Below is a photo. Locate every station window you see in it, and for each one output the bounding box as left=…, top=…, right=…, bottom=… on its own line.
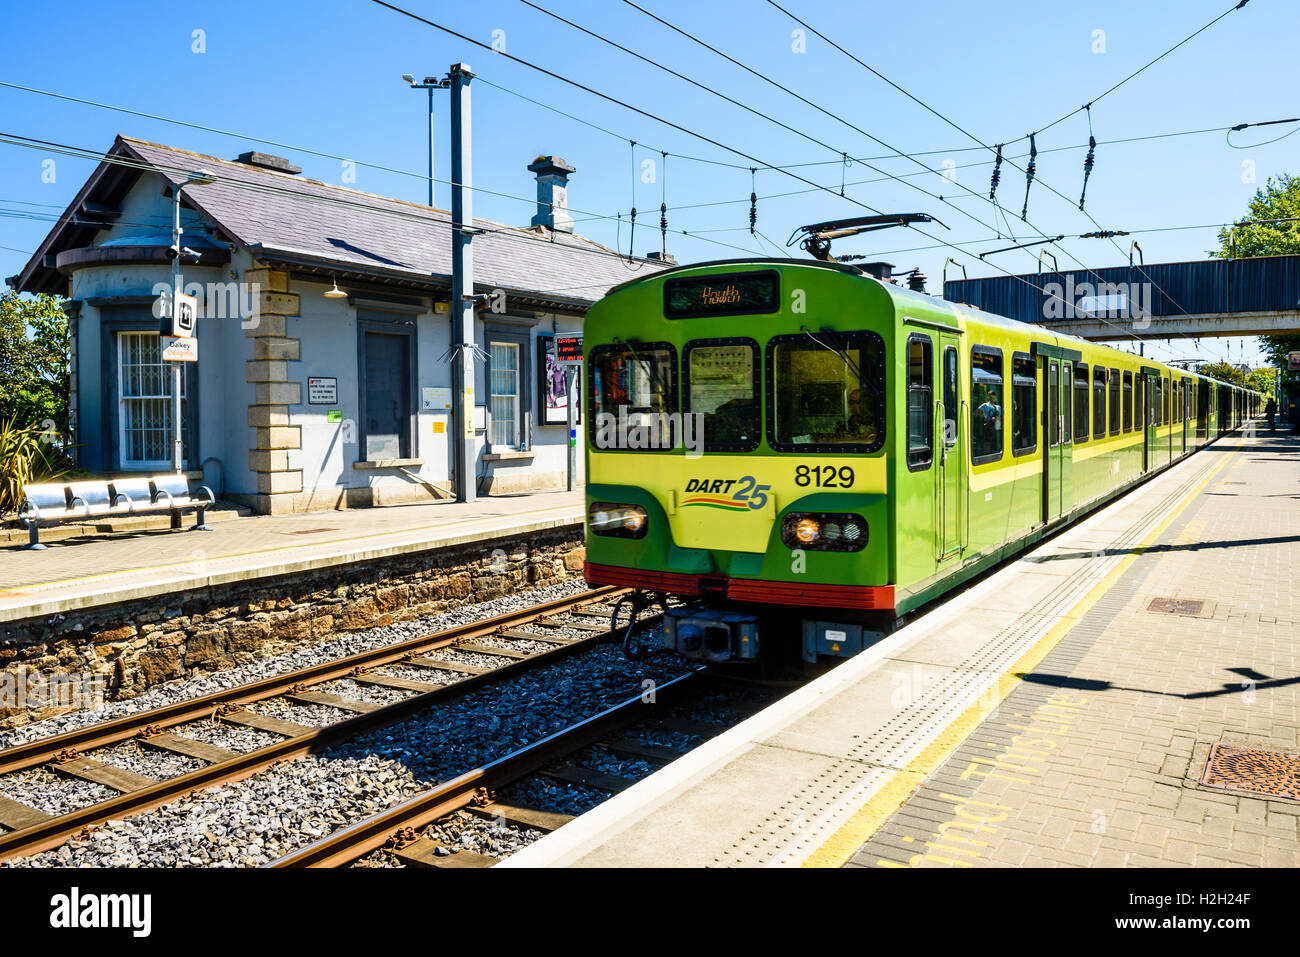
left=683, top=337, right=760, bottom=452
left=587, top=341, right=677, bottom=451
left=1073, top=362, right=1090, bottom=443
left=1093, top=367, right=1106, bottom=440
left=906, top=335, right=933, bottom=470
left=1011, top=352, right=1036, bottom=456
left=1109, top=368, right=1121, bottom=436
left=1122, top=370, right=1133, bottom=432
left=970, top=346, right=1004, bottom=464
left=767, top=331, right=885, bottom=454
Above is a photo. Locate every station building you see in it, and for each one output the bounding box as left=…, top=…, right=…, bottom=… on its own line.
left=8, top=136, right=670, bottom=514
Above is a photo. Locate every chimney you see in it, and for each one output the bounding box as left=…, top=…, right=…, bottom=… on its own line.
left=528, top=155, right=576, bottom=234
left=234, top=151, right=302, bottom=175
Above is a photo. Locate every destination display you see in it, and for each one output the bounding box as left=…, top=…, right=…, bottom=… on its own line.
left=663, top=270, right=779, bottom=318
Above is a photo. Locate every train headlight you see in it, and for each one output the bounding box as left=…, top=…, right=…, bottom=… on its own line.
left=794, top=518, right=821, bottom=544
left=589, top=502, right=649, bottom=539
left=782, top=512, right=868, bottom=551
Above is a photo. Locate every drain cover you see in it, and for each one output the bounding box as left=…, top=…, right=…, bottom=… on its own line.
left=1148, top=597, right=1205, bottom=616
left=1202, top=743, right=1300, bottom=801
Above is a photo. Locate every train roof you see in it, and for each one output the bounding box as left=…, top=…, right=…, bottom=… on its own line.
left=597, top=257, right=1254, bottom=392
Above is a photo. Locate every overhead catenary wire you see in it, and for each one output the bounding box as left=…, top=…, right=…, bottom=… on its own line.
left=366, top=0, right=1199, bottom=357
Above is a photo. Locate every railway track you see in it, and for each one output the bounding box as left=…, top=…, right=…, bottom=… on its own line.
left=271, top=669, right=710, bottom=868
left=0, top=586, right=632, bottom=864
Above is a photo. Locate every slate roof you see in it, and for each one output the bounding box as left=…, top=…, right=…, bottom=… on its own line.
left=12, top=136, right=670, bottom=309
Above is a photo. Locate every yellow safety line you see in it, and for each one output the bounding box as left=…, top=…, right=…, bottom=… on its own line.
left=800, top=445, right=1240, bottom=867
left=2, top=504, right=581, bottom=596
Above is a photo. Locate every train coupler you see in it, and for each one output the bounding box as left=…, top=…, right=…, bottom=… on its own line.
left=663, top=607, right=760, bottom=663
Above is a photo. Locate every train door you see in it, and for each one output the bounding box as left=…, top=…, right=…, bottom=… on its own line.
left=1143, top=373, right=1156, bottom=471
left=1043, top=356, right=1066, bottom=522
left=938, top=336, right=963, bottom=558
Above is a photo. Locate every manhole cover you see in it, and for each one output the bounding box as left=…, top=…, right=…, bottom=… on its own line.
left=1202, top=743, right=1300, bottom=801
left=1148, top=597, right=1205, bottom=616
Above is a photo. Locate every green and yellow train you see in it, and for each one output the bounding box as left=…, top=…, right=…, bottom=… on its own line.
left=581, top=259, right=1261, bottom=665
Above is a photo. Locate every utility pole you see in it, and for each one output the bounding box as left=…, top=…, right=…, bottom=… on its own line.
left=402, top=74, right=448, bottom=206
left=166, top=170, right=212, bottom=473
left=449, top=63, right=477, bottom=503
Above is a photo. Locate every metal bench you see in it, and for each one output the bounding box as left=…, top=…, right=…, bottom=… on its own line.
left=18, top=475, right=215, bottom=549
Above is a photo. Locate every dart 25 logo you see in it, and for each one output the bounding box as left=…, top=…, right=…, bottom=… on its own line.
left=681, top=475, right=770, bottom=511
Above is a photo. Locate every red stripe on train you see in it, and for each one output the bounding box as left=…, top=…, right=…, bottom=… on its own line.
left=583, top=562, right=894, bottom=610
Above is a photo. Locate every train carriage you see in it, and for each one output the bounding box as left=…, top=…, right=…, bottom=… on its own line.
left=581, top=258, right=1259, bottom=666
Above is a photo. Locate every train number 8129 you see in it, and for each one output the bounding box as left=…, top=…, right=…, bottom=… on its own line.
left=794, top=465, right=855, bottom=488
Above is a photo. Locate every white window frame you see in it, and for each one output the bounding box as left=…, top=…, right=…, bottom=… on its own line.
left=489, top=340, right=521, bottom=450
left=117, top=331, right=184, bottom=470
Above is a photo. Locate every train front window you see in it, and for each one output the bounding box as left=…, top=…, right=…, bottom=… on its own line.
left=684, top=338, right=759, bottom=452
left=767, top=331, right=885, bottom=453
left=587, top=342, right=676, bottom=449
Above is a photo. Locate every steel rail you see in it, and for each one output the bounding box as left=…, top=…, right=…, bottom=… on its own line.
left=0, top=586, right=623, bottom=777
left=0, top=588, right=630, bottom=862
left=268, top=669, right=705, bottom=868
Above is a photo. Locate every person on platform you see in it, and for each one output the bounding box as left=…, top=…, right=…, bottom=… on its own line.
left=1265, top=396, right=1277, bottom=432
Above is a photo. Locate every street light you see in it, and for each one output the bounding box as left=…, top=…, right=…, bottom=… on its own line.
left=167, top=169, right=213, bottom=473
left=402, top=73, right=448, bottom=207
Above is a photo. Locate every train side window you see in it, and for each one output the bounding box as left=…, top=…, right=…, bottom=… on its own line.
left=1073, top=362, right=1090, bottom=443
left=1048, top=362, right=1060, bottom=447
left=1062, top=363, right=1073, bottom=445
left=906, top=335, right=933, bottom=471
left=970, top=346, right=1004, bottom=464
left=1093, top=367, right=1106, bottom=440
left=1122, top=370, right=1133, bottom=432
left=683, top=337, right=760, bottom=453
left=1154, top=377, right=1164, bottom=426
left=1011, top=352, right=1036, bottom=456
left=943, top=346, right=958, bottom=445
left=1109, top=368, right=1121, bottom=436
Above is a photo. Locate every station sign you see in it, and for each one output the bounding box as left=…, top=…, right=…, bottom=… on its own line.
left=308, top=377, right=339, bottom=404
left=161, top=336, right=198, bottom=362
left=555, top=334, right=584, bottom=364
left=171, top=291, right=198, bottom=338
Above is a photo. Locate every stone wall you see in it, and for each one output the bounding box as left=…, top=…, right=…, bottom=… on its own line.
left=0, top=527, right=585, bottom=730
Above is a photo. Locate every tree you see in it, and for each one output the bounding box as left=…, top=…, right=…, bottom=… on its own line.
left=1246, top=367, right=1276, bottom=396
left=0, top=290, right=69, bottom=433
left=1212, top=173, right=1300, bottom=376
left=1200, top=361, right=1246, bottom=386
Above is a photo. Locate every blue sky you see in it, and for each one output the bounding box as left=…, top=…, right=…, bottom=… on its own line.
left=2, top=0, right=1294, bottom=367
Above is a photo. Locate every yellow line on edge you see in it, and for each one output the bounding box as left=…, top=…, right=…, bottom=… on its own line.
left=800, top=446, right=1240, bottom=868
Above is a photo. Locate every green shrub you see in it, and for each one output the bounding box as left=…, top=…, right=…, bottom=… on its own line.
left=0, top=418, right=69, bottom=513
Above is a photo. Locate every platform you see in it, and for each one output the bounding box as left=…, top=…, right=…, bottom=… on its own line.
left=505, top=427, right=1299, bottom=868
left=0, top=490, right=583, bottom=623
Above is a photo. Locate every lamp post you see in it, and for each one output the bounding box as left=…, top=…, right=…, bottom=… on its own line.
left=168, top=169, right=214, bottom=474
left=402, top=73, right=449, bottom=207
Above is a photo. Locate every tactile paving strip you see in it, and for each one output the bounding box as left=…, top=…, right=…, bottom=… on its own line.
left=1201, top=743, right=1300, bottom=802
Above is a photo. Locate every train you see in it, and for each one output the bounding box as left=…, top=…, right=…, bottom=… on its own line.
left=580, top=258, right=1262, bottom=668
